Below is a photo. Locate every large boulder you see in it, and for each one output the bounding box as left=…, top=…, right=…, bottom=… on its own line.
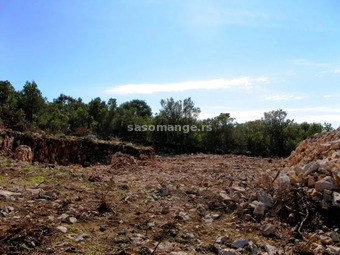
left=14, top=145, right=33, bottom=162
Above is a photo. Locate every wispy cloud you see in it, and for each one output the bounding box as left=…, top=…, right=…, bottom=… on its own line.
left=321, top=69, right=340, bottom=74
left=193, top=8, right=273, bottom=26
left=323, top=94, right=337, bottom=98
left=290, top=58, right=328, bottom=67
left=286, top=107, right=340, bottom=114
left=105, top=77, right=268, bottom=95
left=200, top=107, right=340, bottom=128
left=262, top=93, right=308, bottom=102
left=284, top=107, right=340, bottom=127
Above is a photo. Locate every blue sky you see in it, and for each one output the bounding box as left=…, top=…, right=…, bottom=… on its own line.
left=1, top=0, right=340, bottom=127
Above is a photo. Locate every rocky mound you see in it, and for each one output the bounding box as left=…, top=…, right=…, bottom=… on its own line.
left=283, top=128, right=340, bottom=213
left=253, top=127, right=340, bottom=236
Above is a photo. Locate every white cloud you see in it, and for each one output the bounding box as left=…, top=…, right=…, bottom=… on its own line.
left=104, top=77, right=268, bottom=95
left=263, top=93, right=308, bottom=102
left=290, top=58, right=328, bottom=67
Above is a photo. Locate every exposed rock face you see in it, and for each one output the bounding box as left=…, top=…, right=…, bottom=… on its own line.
left=0, top=129, right=154, bottom=166
left=14, top=145, right=33, bottom=162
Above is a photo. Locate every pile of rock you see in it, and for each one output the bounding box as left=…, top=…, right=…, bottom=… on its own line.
left=281, top=128, right=340, bottom=212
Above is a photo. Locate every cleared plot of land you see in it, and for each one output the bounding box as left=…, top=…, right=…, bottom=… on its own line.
left=1, top=153, right=338, bottom=254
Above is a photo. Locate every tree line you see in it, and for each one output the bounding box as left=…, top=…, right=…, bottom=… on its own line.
left=0, top=80, right=334, bottom=157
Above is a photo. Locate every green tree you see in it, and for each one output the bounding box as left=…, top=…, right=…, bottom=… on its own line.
left=37, top=103, right=69, bottom=133
left=19, top=81, right=46, bottom=123
left=50, top=94, right=92, bottom=134
left=120, top=99, right=152, bottom=118
left=112, top=100, right=152, bottom=142
left=201, top=113, right=235, bottom=153
left=243, top=119, right=269, bottom=156
left=88, top=97, right=108, bottom=134
left=0, top=80, right=17, bottom=110
left=323, top=122, right=334, bottom=132
left=153, top=97, right=200, bottom=146
left=99, top=98, right=118, bottom=138
left=263, top=109, right=292, bottom=156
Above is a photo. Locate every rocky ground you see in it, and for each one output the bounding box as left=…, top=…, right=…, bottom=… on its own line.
left=1, top=130, right=340, bottom=255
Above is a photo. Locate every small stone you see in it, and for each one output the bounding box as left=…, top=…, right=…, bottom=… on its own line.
left=326, top=245, right=340, bottom=255
left=277, top=172, right=291, bottom=190
left=42, top=190, right=59, bottom=200
left=158, top=185, right=169, bottom=197
left=317, top=143, right=331, bottom=153
left=0, top=190, right=21, bottom=200
left=161, top=206, right=169, bottom=215
left=58, top=213, right=69, bottom=222
left=232, top=186, right=246, bottom=193
left=287, top=213, right=297, bottom=225
left=218, top=249, right=236, bottom=255
left=261, top=223, right=276, bottom=236
left=303, top=162, right=320, bottom=176
left=196, top=204, right=207, bottom=217
left=332, top=192, right=340, bottom=208
left=219, top=191, right=233, bottom=201
left=311, top=189, right=322, bottom=202
left=236, top=203, right=247, bottom=215
left=147, top=222, right=155, bottom=228
left=330, top=139, right=340, bottom=150
left=26, top=188, right=42, bottom=195
left=257, top=190, right=274, bottom=209
left=253, top=202, right=266, bottom=219
left=263, top=242, right=277, bottom=254
left=178, top=212, right=190, bottom=221
left=311, top=243, right=324, bottom=254
left=323, top=189, right=333, bottom=202
left=215, top=235, right=230, bottom=245
left=69, top=217, right=77, bottom=224
left=320, top=235, right=333, bottom=245
left=247, top=240, right=258, bottom=254
left=88, top=175, right=101, bottom=182
left=57, top=226, right=68, bottom=233
left=181, top=232, right=195, bottom=239
left=331, top=168, right=340, bottom=185
left=231, top=193, right=241, bottom=202
left=307, top=176, right=316, bottom=188
left=75, top=233, right=89, bottom=242
left=202, top=213, right=221, bottom=222
left=139, top=247, right=152, bottom=255
left=232, top=239, right=249, bottom=249
left=315, top=179, right=336, bottom=192
left=330, top=231, right=340, bottom=243
left=320, top=200, right=330, bottom=210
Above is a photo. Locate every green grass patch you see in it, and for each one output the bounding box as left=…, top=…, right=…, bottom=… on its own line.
left=28, top=175, right=45, bottom=183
